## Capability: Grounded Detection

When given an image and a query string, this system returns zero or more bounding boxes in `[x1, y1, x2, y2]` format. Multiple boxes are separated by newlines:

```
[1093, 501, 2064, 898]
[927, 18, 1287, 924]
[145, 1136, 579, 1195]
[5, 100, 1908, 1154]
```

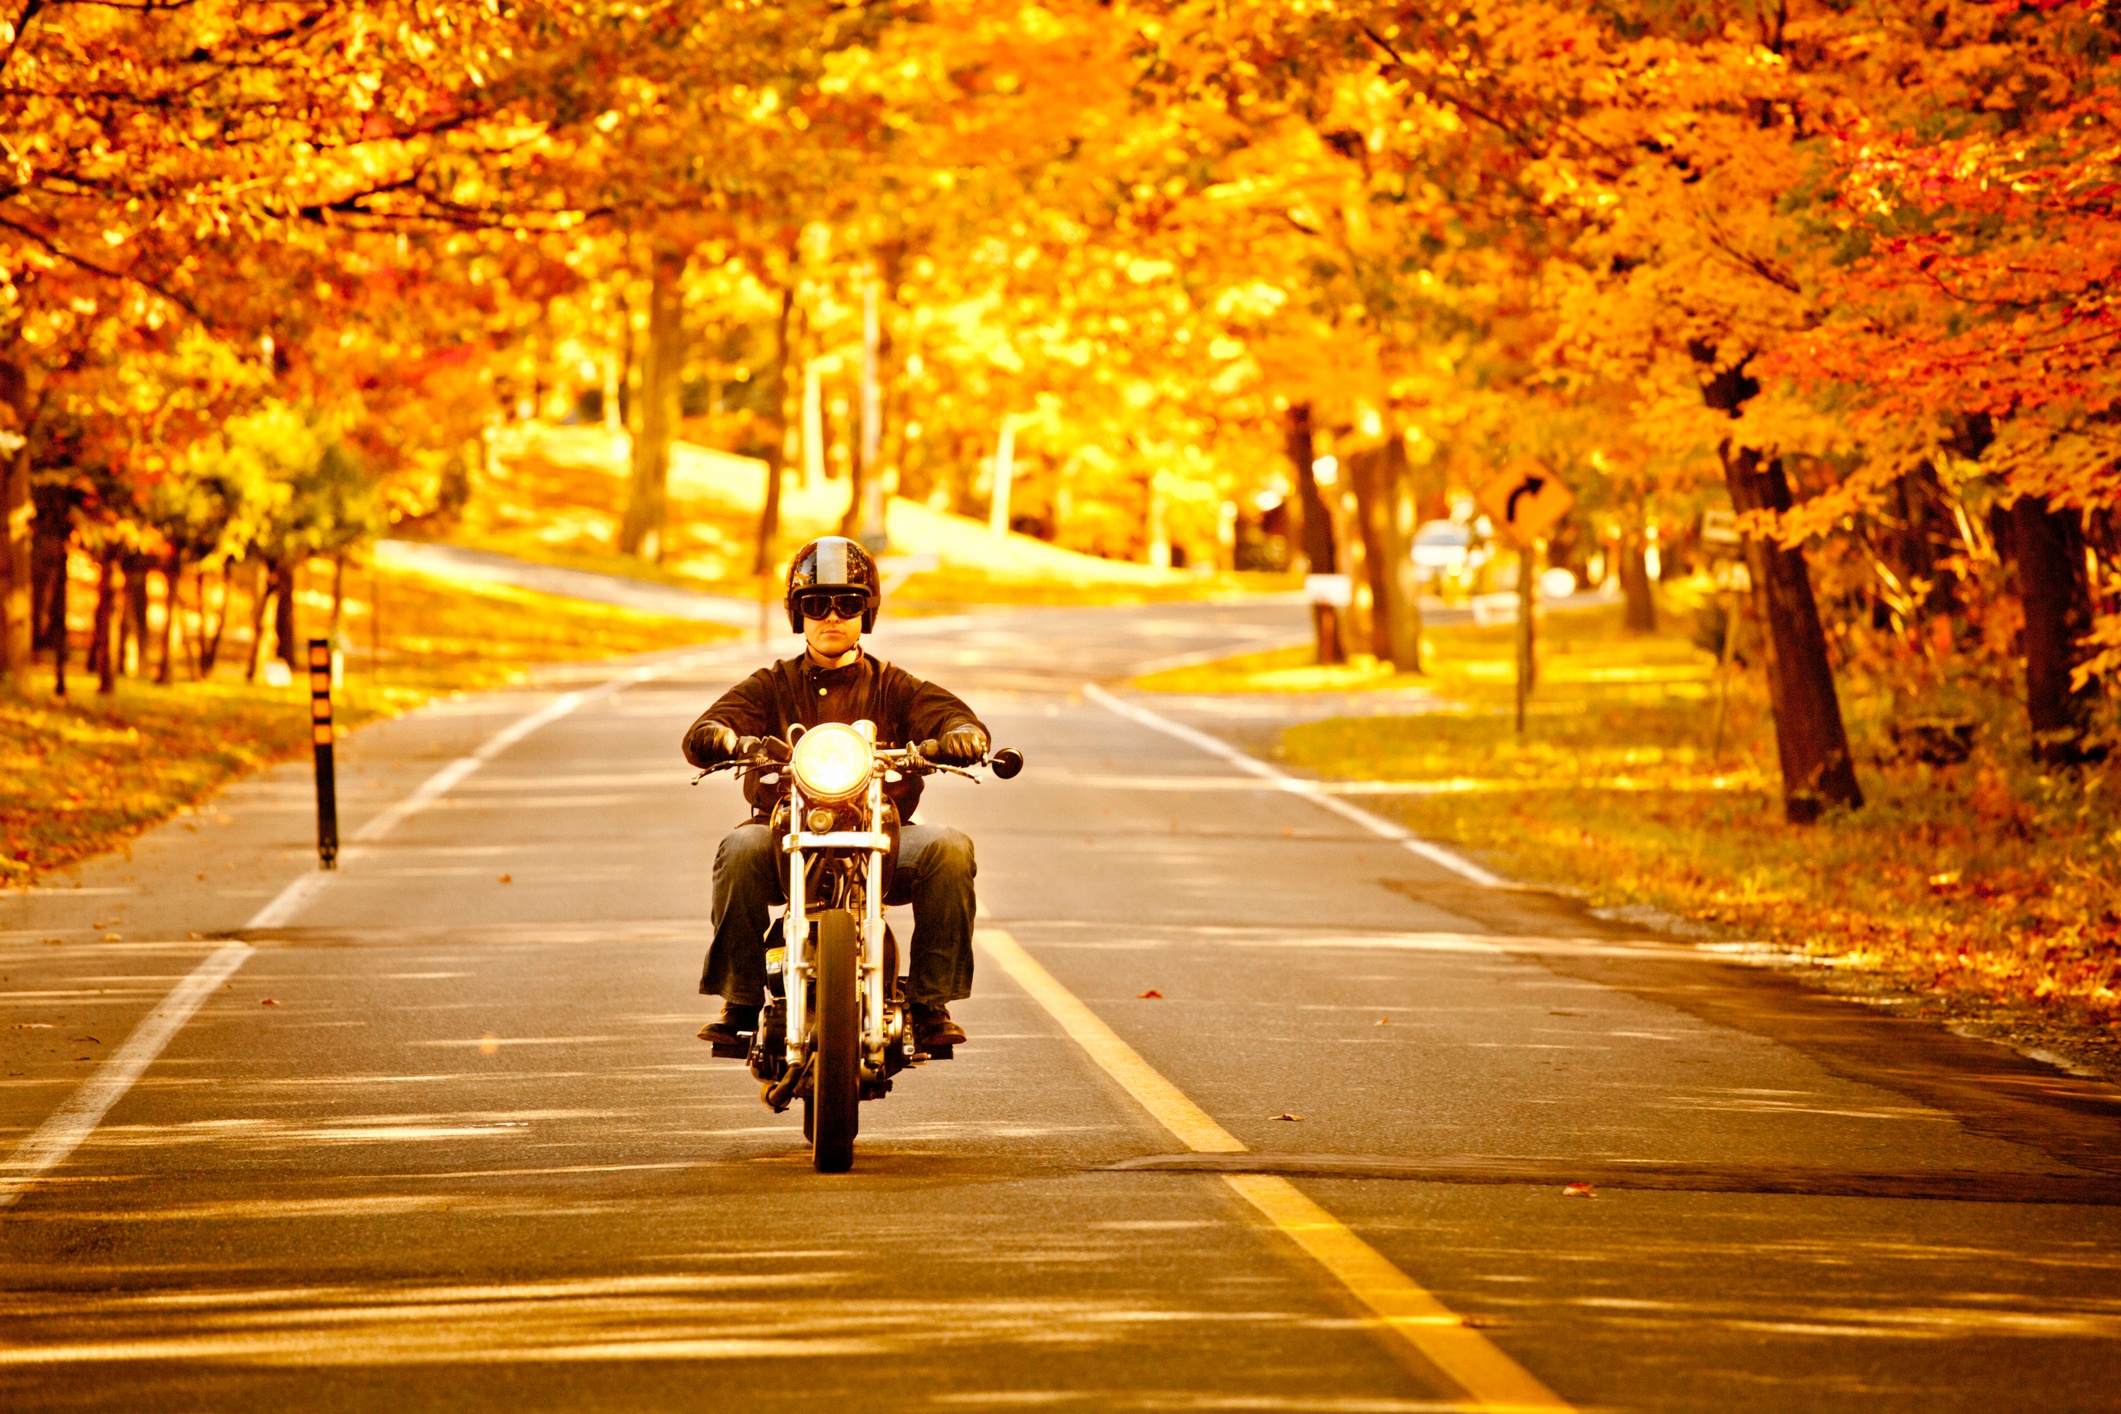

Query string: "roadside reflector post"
[307, 637, 339, 870]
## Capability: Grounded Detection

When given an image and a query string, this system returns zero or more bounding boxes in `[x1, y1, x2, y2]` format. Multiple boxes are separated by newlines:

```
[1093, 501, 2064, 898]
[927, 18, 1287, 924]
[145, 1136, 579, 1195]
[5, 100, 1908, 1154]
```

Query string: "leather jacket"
[682, 651, 984, 820]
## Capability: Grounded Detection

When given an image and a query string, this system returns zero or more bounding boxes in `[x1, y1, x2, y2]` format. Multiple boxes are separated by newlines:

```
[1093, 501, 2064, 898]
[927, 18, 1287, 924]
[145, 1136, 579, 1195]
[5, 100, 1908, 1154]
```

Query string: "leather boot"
[697, 1002, 762, 1056]
[910, 1003, 966, 1056]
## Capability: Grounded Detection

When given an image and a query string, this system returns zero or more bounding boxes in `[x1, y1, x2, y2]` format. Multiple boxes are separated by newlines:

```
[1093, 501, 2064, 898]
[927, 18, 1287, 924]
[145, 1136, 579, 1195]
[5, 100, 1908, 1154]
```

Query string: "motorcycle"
[696, 720, 1022, 1172]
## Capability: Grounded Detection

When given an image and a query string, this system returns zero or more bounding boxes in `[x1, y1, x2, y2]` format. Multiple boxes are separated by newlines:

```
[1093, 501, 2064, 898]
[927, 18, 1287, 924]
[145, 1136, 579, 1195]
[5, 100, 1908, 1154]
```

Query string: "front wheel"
[810, 908, 860, 1173]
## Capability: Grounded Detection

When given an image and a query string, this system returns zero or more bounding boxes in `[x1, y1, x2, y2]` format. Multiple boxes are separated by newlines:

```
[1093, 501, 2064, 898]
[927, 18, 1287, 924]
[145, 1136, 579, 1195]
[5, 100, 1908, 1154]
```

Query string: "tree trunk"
[1329, 472, 1371, 652]
[1288, 402, 1344, 664]
[615, 289, 635, 432]
[272, 559, 299, 669]
[31, 500, 66, 657]
[197, 562, 226, 676]
[2003, 495, 2095, 762]
[157, 550, 182, 684]
[123, 553, 149, 676]
[435, 440, 475, 523]
[618, 246, 686, 560]
[1722, 442, 1863, 822]
[845, 278, 887, 547]
[1346, 439, 1423, 671]
[48, 540, 68, 698]
[754, 284, 795, 576]
[1619, 529, 1657, 633]
[88, 549, 118, 694]
[801, 356, 825, 488]
[1145, 468, 1171, 568]
[245, 559, 270, 682]
[0, 360, 30, 685]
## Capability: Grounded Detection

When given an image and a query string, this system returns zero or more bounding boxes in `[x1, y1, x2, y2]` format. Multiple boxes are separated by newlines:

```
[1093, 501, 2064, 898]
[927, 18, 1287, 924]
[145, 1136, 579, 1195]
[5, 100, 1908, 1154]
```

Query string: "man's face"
[800, 592, 865, 661]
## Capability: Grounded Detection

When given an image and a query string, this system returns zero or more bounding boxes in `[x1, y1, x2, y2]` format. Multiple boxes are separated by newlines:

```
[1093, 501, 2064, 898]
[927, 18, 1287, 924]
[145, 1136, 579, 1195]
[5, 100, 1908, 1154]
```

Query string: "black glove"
[691, 722, 740, 764]
[930, 723, 990, 765]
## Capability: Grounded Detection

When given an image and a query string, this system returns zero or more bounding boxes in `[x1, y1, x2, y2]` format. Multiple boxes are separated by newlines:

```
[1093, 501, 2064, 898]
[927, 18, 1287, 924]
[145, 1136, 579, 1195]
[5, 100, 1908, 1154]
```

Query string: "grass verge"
[1, 561, 731, 884]
[1151, 596, 2121, 1031]
[450, 429, 1296, 612]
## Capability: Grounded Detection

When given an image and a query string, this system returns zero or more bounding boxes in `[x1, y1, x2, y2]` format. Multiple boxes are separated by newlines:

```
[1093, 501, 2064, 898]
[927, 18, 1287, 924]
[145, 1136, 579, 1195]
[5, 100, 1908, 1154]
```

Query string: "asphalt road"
[4, 600, 2119, 1412]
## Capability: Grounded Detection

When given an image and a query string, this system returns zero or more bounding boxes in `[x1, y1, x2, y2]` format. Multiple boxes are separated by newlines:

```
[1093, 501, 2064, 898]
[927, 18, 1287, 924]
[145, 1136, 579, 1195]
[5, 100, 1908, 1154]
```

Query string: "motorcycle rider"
[682, 536, 989, 1054]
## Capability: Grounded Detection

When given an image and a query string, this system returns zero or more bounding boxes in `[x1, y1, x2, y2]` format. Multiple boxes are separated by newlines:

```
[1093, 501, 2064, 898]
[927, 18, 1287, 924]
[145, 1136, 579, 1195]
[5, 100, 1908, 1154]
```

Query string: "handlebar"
[692, 740, 1025, 783]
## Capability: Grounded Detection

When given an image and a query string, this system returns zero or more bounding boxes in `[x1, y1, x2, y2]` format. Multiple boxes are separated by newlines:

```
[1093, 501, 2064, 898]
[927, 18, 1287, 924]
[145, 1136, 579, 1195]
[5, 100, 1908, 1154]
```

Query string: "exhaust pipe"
[761, 1055, 812, 1113]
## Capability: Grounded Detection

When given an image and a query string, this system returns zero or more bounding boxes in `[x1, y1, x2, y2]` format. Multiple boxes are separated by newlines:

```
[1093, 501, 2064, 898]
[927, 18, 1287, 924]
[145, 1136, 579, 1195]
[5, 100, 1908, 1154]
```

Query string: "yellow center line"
[977, 927, 1572, 1414]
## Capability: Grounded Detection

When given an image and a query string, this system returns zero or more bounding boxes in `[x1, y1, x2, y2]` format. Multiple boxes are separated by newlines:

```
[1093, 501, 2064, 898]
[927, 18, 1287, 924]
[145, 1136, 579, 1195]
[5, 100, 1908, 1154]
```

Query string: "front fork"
[779, 723, 896, 1081]
[861, 769, 894, 1071]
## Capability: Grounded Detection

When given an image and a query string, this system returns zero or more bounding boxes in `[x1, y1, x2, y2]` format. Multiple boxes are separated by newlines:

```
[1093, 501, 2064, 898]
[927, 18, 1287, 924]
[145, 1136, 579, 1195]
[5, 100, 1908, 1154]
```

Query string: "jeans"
[701, 822, 977, 1009]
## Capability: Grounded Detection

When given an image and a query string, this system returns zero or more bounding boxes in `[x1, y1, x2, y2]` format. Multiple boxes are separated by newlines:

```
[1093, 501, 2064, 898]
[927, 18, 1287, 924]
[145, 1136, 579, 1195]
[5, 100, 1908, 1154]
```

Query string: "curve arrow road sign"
[1478, 465, 1575, 547]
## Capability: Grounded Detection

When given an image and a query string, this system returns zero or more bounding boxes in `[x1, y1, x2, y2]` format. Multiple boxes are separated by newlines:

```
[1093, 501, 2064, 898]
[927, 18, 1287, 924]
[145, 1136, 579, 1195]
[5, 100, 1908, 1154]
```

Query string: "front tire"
[810, 908, 860, 1173]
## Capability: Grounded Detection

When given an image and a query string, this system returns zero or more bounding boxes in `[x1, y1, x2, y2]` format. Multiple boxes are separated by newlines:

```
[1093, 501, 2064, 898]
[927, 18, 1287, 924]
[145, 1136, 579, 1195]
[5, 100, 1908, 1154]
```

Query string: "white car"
[1411, 520, 1471, 573]
[1411, 520, 1493, 597]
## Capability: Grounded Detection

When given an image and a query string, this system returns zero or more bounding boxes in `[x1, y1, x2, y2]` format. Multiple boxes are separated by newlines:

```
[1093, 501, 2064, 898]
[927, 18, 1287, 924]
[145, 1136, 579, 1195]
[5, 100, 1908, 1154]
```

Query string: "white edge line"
[1081, 681, 1507, 890]
[0, 942, 253, 1209]
[0, 644, 741, 1213]
[244, 645, 736, 931]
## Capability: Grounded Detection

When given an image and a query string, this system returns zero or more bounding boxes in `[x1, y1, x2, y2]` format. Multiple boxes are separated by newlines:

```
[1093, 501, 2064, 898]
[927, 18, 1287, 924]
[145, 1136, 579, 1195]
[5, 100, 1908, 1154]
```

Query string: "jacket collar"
[789, 649, 871, 685]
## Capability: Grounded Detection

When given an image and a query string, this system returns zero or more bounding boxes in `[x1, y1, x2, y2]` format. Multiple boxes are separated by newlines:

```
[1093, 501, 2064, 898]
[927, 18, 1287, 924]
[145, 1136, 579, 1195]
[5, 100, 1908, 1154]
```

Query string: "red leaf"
[1563, 1181, 1594, 1197]
[1137, 989, 1162, 999]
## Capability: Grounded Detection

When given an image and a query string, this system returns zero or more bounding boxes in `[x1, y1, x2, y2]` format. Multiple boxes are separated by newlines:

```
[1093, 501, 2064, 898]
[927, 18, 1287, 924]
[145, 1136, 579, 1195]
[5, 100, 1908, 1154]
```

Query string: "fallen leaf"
[71, 1037, 99, 1045]
[260, 998, 277, 1007]
[479, 1033, 500, 1056]
[1272, 1112, 1303, 1122]
[103, 933, 121, 942]
[498, 874, 513, 884]
[1137, 988, 1162, 999]
[1562, 1181, 1594, 1197]
[1376, 1016, 1390, 1025]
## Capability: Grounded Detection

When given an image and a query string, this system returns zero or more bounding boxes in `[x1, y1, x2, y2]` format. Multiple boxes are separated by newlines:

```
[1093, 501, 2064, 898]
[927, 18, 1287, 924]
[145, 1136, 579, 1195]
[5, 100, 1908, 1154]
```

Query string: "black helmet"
[785, 535, 881, 633]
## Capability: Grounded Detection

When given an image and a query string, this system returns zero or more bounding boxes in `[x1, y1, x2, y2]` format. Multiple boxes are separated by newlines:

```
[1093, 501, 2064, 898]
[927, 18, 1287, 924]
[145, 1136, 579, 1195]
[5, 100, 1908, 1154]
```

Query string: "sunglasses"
[797, 590, 868, 622]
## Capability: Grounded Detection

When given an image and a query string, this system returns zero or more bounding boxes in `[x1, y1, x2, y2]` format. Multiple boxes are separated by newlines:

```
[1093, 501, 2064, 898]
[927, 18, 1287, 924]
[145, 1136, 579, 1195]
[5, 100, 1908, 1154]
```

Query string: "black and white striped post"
[307, 638, 339, 870]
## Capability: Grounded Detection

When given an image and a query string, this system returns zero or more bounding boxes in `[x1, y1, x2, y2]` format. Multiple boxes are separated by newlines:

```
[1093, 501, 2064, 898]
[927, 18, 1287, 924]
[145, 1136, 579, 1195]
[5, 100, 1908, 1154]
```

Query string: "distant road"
[377, 536, 1624, 639]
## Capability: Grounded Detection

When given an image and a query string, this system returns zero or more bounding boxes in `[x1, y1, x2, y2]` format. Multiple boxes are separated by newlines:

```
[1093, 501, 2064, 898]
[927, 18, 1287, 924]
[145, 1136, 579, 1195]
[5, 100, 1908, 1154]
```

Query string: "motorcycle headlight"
[789, 722, 873, 803]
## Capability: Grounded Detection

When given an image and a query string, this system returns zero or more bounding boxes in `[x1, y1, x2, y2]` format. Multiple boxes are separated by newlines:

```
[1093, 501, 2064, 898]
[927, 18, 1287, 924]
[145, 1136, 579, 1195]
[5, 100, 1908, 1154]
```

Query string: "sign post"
[1515, 547, 1535, 734]
[1477, 465, 1575, 736]
[307, 638, 339, 870]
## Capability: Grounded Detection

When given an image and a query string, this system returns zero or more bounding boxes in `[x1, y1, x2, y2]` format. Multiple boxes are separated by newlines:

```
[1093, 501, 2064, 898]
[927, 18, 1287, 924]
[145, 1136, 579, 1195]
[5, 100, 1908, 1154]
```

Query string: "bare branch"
[0, 211, 213, 325]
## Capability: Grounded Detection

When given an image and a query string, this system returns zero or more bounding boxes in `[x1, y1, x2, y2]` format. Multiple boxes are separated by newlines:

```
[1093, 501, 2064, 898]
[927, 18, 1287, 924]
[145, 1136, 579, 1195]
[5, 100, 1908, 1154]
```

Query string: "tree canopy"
[4, 0, 2118, 785]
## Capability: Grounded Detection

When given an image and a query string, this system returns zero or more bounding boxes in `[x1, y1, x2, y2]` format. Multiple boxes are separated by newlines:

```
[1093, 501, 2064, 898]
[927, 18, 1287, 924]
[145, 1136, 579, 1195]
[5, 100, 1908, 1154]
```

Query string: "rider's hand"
[694, 722, 741, 763]
[931, 723, 990, 765]
[750, 735, 791, 763]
